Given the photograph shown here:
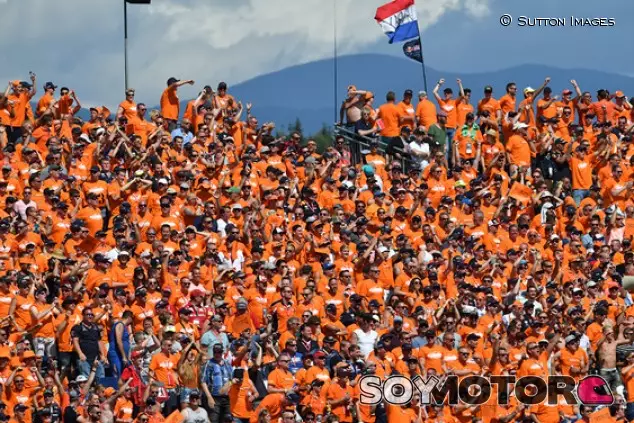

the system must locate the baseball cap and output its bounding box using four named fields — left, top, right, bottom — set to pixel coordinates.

left=313, top=351, right=326, bottom=359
